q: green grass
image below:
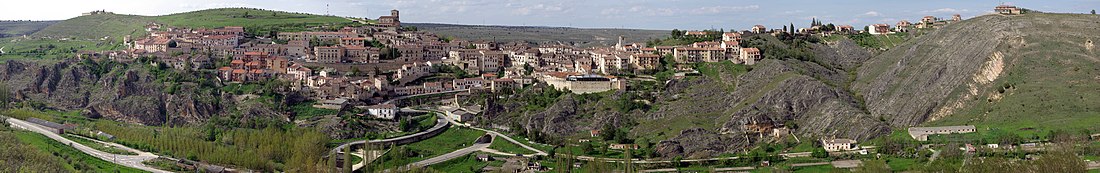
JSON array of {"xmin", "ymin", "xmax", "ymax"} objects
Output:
[
  {"xmin": 288, "ymin": 101, "xmax": 339, "ymax": 119},
  {"xmin": 0, "ymin": 21, "xmax": 56, "ymax": 37},
  {"xmin": 789, "ymin": 142, "xmax": 817, "ymax": 153},
  {"xmin": 32, "ymin": 13, "xmax": 152, "ymax": 40},
  {"xmin": 488, "ymin": 137, "xmax": 537, "ymax": 155},
  {"xmin": 844, "ymin": 32, "xmax": 910, "ymax": 49},
  {"xmin": 508, "ymin": 135, "xmax": 555, "ymax": 152},
  {"xmin": 13, "ymin": 131, "xmax": 148, "ymax": 173},
  {"xmin": 1, "ymin": 108, "xmax": 89, "ymax": 125},
  {"xmin": 63, "ymin": 134, "xmax": 137, "ymax": 155},
  {"xmin": 791, "ymin": 164, "xmax": 844, "ymax": 173},
  {"xmin": 375, "ymin": 127, "xmax": 487, "ymax": 169},
  {"xmin": 154, "ymin": 8, "xmax": 354, "ymax": 36},
  {"xmin": 885, "ymin": 157, "xmax": 918, "ymax": 172},
  {"xmin": 427, "ymin": 153, "xmax": 495, "ymax": 173}
]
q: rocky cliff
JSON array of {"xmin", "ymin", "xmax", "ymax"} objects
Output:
[{"xmin": 0, "ymin": 60, "xmax": 225, "ymax": 125}]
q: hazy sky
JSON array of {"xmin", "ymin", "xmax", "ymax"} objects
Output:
[{"xmin": 2, "ymin": 0, "xmax": 1097, "ymax": 30}]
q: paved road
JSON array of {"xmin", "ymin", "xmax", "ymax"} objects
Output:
[
  {"xmin": 779, "ymin": 152, "xmax": 812, "ymax": 158},
  {"xmin": 6, "ymin": 118, "xmax": 171, "ymax": 173},
  {"xmin": 328, "ymin": 114, "xmax": 450, "ymax": 157},
  {"xmin": 427, "ymin": 107, "xmax": 548, "ymax": 156},
  {"xmin": 411, "ymin": 140, "xmax": 492, "ymax": 167},
  {"xmin": 790, "ymin": 162, "xmax": 831, "ymax": 167},
  {"xmin": 1088, "ymin": 161, "xmax": 1099, "ymax": 170},
  {"xmin": 831, "ymin": 160, "xmax": 863, "ymax": 168}
]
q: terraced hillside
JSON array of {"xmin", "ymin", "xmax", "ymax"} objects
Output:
[{"xmin": 854, "ymin": 13, "xmax": 1100, "ymax": 137}]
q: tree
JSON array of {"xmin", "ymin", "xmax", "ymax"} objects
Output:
[
  {"xmin": 671, "ymin": 156, "xmax": 683, "ymax": 167},
  {"xmin": 624, "ymin": 148, "xmax": 634, "ymax": 173},
  {"xmin": 379, "ymin": 48, "xmax": 401, "ymax": 60},
  {"xmin": 1092, "ymin": 10, "xmax": 1096, "ymax": 14},
  {"xmin": 342, "ymin": 145, "xmax": 352, "ymax": 173},
  {"xmin": 0, "ymin": 84, "xmax": 9, "ymax": 108},
  {"xmin": 1033, "ymin": 147, "xmax": 1087, "ymax": 173},
  {"xmin": 523, "ymin": 63, "xmax": 534, "ymax": 75},
  {"xmin": 811, "ymin": 147, "xmax": 828, "ymax": 158}
]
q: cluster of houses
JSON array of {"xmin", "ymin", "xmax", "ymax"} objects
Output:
[{"xmin": 863, "ymin": 5, "xmax": 1025, "ymax": 36}]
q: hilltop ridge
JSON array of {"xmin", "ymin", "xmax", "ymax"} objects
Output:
[{"xmin": 32, "ymin": 8, "xmax": 354, "ymax": 40}]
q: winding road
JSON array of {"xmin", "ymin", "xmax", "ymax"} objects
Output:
[
  {"xmin": 428, "ymin": 107, "xmax": 548, "ymax": 156},
  {"xmin": 5, "ymin": 118, "xmax": 171, "ymax": 173},
  {"xmin": 328, "ymin": 113, "xmax": 450, "ymax": 157}
]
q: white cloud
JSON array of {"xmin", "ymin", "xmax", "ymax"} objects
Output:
[
  {"xmin": 861, "ymin": 11, "xmax": 882, "ymax": 17},
  {"xmin": 922, "ymin": 8, "xmax": 970, "ymax": 14},
  {"xmin": 690, "ymin": 5, "xmax": 760, "ymax": 15},
  {"xmin": 512, "ymin": 3, "xmax": 568, "ymax": 16}
]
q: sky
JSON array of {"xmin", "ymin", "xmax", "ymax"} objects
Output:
[{"xmin": 2, "ymin": 0, "xmax": 1097, "ymax": 30}]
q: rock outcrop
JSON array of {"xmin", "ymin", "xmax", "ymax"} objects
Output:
[{"xmin": 0, "ymin": 60, "xmax": 225, "ymax": 125}]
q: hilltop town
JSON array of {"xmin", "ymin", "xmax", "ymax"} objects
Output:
[{"xmin": 1, "ymin": 3, "xmax": 1099, "ymax": 173}]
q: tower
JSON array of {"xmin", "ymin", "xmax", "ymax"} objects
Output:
[
  {"xmin": 616, "ymin": 36, "xmax": 624, "ymax": 50},
  {"xmin": 391, "ymin": 9, "xmax": 399, "ymax": 18}
]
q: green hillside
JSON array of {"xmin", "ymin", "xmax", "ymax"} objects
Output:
[
  {"xmin": 1, "ymin": 8, "xmax": 360, "ymax": 61},
  {"xmin": 32, "ymin": 14, "xmax": 152, "ymax": 40},
  {"xmin": 34, "ymin": 8, "xmax": 356, "ymax": 40},
  {"xmin": 855, "ymin": 13, "xmax": 1100, "ymax": 138},
  {"xmin": 154, "ymin": 8, "xmax": 357, "ymax": 37},
  {"xmin": 0, "ymin": 21, "xmax": 57, "ymax": 38}
]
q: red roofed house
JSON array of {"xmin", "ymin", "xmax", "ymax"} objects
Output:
[
  {"xmin": 630, "ymin": 54, "xmax": 661, "ymax": 70},
  {"xmin": 921, "ymin": 16, "xmax": 937, "ymax": 24},
  {"xmin": 722, "ymin": 32, "xmax": 742, "ymax": 42},
  {"xmin": 752, "ymin": 25, "xmax": 767, "ymax": 33},
  {"xmin": 868, "ymin": 24, "xmax": 891, "ymax": 35},
  {"xmin": 340, "ymin": 37, "xmax": 367, "ymax": 47},
  {"xmin": 837, "ymin": 25, "xmax": 854, "ymax": 34},
  {"xmin": 896, "ymin": 20, "xmax": 912, "ymax": 32},
  {"xmin": 315, "ymin": 46, "xmax": 346, "ymax": 63},
  {"xmin": 739, "ymin": 47, "xmax": 761, "ymax": 65},
  {"xmin": 995, "ymin": 5, "xmax": 1022, "ymax": 15}
]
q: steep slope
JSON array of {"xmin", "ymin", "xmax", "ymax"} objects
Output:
[
  {"xmin": 855, "ymin": 13, "xmax": 1100, "ymax": 135},
  {"xmin": 0, "ymin": 60, "xmax": 289, "ymax": 126},
  {"xmin": 478, "ymin": 37, "xmax": 889, "ymax": 158}
]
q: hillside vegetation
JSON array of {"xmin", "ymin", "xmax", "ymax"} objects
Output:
[
  {"xmin": 2, "ymin": 8, "xmax": 356, "ymax": 62},
  {"xmin": 34, "ymin": 8, "xmax": 353, "ymax": 40},
  {"xmin": 855, "ymin": 13, "xmax": 1100, "ymax": 138},
  {"xmin": 0, "ymin": 21, "xmax": 57, "ymax": 38}
]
